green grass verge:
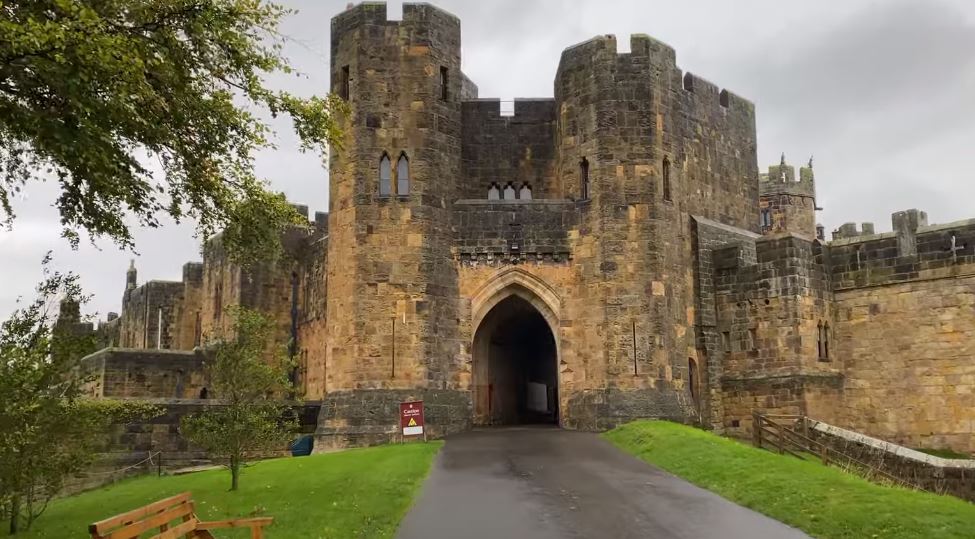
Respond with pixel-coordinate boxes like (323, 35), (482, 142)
(915, 447), (972, 460)
(604, 421), (975, 539)
(7, 441), (442, 538)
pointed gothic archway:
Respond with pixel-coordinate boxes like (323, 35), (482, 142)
(470, 270), (562, 426)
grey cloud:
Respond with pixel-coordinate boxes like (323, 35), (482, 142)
(3, 0), (975, 319)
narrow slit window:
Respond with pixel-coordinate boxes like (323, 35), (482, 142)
(748, 328), (757, 351)
(439, 66), (449, 101)
(396, 153), (410, 195)
(823, 322), (830, 360)
(688, 358), (698, 402)
(817, 321), (823, 358)
(662, 157), (672, 201)
(503, 182), (516, 200)
(214, 282), (223, 320)
(722, 331), (731, 352)
(379, 154), (392, 196)
(580, 157), (590, 200)
(340, 65), (350, 100)
(488, 183), (500, 200)
(519, 184), (533, 200)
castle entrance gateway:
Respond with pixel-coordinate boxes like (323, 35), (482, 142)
(472, 291), (560, 426)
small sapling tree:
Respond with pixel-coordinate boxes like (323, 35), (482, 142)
(181, 307), (297, 491)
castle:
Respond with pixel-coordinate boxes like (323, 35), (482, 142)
(77, 2), (974, 454)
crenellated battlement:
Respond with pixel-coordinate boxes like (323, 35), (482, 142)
(826, 209), (975, 289)
(831, 222), (876, 240)
(461, 98), (556, 119)
(559, 33), (677, 61)
(760, 156), (816, 198)
(331, 2), (459, 32)
(556, 34), (752, 115)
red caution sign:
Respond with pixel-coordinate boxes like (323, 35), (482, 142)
(400, 401), (425, 437)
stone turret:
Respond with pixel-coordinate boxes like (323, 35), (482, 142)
(122, 259), (137, 309)
(319, 2), (468, 447)
(126, 259), (137, 288)
(759, 154), (818, 238)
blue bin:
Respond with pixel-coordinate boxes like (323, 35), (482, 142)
(290, 434), (314, 456)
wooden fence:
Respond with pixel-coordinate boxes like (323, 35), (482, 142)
(751, 412), (921, 490)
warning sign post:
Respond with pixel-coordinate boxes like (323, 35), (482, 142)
(400, 401), (425, 437)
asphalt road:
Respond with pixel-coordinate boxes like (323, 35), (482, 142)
(396, 427), (810, 539)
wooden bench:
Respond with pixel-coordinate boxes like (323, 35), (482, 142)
(88, 491), (273, 539)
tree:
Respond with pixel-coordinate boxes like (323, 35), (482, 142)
(0, 259), (158, 534)
(181, 307), (297, 491)
(0, 1), (344, 264)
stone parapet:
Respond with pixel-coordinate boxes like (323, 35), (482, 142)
(315, 389), (471, 450)
(563, 387), (693, 431)
(808, 420), (974, 501)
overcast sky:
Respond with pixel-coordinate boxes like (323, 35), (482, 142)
(3, 0), (975, 319)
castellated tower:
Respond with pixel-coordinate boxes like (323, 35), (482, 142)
(319, 3), (468, 445)
(314, 2), (760, 444)
(759, 155), (818, 238)
(553, 34), (759, 430)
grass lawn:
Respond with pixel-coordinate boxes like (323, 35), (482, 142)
(6, 441), (441, 538)
(605, 421), (975, 539)
(915, 447), (972, 460)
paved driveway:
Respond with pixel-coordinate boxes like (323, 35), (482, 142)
(397, 427), (809, 539)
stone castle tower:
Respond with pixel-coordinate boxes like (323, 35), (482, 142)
(79, 2), (975, 456)
(759, 155), (818, 238)
(320, 4), (467, 440)
(315, 1), (760, 444)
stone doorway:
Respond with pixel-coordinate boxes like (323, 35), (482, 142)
(472, 295), (559, 425)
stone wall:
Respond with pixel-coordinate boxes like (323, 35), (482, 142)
(66, 401), (320, 495)
(833, 275), (975, 452)
(81, 348), (207, 399)
(297, 231), (329, 399)
(454, 199), (575, 262)
(460, 98), (557, 199)
(117, 280), (184, 349)
(315, 390), (468, 450)
(807, 420), (975, 502)
(692, 216), (760, 429)
(174, 262), (204, 349)
(711, 233), (842, 437)
(825, 212), (975, 453)
(707, 210), (975, 453)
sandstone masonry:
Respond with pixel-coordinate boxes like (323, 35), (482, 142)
(75, 2), (974, 457)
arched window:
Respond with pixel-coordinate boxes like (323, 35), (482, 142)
(662, 157), (672, 201)
(580, 157), (590, 200)
(520, 184), (533, 200)
(396, 153), (410, 195)
(488, 183), (500, 200)
(503, 182), (516, 200)
(379, 154), (392, 196)
(817, 321), (832, 360)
